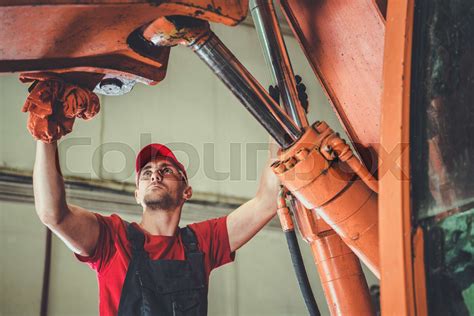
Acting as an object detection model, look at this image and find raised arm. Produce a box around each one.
[34,141,99,256]
[226,141,280,252]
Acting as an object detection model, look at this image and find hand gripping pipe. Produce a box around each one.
[277,187,320,316]
[272,121,380,278]
[139,16,302,149]
[249,0,309,129]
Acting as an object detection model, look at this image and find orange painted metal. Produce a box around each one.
[20,71,105,91]
[143,16,211,47]
[0,0,247,82]
[317,122,378,193]
[278,0,385,170]
[276,187,294,232]
[311,230,374,315]
[273,123,380,278]
[379,0,416,314]
[290,200,374,315]
[277,206,294,232]
[291,198,319,243]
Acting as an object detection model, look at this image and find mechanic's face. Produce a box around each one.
[135,158,192,211]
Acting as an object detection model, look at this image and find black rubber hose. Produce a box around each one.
[284,229,320,316]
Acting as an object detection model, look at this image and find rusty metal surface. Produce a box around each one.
[0,0,248,83]
[279,0,385,170]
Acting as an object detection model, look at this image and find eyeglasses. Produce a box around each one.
[139,165,187,184]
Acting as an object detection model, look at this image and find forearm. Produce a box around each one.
[250,194,278,227]
[33,141,69,224]
[33,142,100,255]
[227,144,281,251]
[227,196,277,252]
[227,177,279,252]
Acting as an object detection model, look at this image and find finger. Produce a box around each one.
[268,85,280,103]
[295,75,302,84]
[300,92,308,102]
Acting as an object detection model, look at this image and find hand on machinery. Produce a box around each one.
[268,75,309,113]
[267,74,309,160]
[20,73,100,143]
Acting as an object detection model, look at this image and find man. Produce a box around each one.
[33,139,280,315]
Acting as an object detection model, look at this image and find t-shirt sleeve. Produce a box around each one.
[189,216,235,270]
[74,213,118,273]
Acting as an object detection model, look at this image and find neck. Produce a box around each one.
[139,206,182,236]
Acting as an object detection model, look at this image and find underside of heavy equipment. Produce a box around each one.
[1,0,473,315]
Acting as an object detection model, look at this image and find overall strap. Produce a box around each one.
[124,221,146,254]
[118,221,150,316]
[180,226,205,285]
[181,226,199,253]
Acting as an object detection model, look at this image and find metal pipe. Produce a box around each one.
[189,31,302,147]
[250,0,309,128]
[139,16,302,148]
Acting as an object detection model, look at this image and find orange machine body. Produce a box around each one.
[279,0,385,169]
[1,0,441,314]
[290,199,374,316]
[277,185,374,315]
[379,0,418,314]
[311,230,373,315]
[0,0,248,85]
[273,122,379,278]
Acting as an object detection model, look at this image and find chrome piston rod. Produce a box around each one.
[139,16,302,148]
[250,0,309,129]
[189,32,302,148]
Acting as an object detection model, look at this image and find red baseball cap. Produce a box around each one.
[135,143,187,179]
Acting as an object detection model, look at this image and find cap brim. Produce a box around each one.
[135,144,187,179]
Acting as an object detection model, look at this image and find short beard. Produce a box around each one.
[143,192,179,211]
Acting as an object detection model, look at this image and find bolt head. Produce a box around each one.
[99,78,124,95]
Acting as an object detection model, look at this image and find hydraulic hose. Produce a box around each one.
[284,230,320,316]
[277,188,320,316]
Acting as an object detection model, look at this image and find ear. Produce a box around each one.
[134,189,140,204]
[182,186,193,201]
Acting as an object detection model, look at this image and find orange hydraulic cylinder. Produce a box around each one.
[273,122,380,278]
[291,200,374,315]
[311,229,374,315]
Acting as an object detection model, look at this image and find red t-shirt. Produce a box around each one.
[75,213,235,316]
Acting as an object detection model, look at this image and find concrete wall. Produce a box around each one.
[0,21,377,316]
